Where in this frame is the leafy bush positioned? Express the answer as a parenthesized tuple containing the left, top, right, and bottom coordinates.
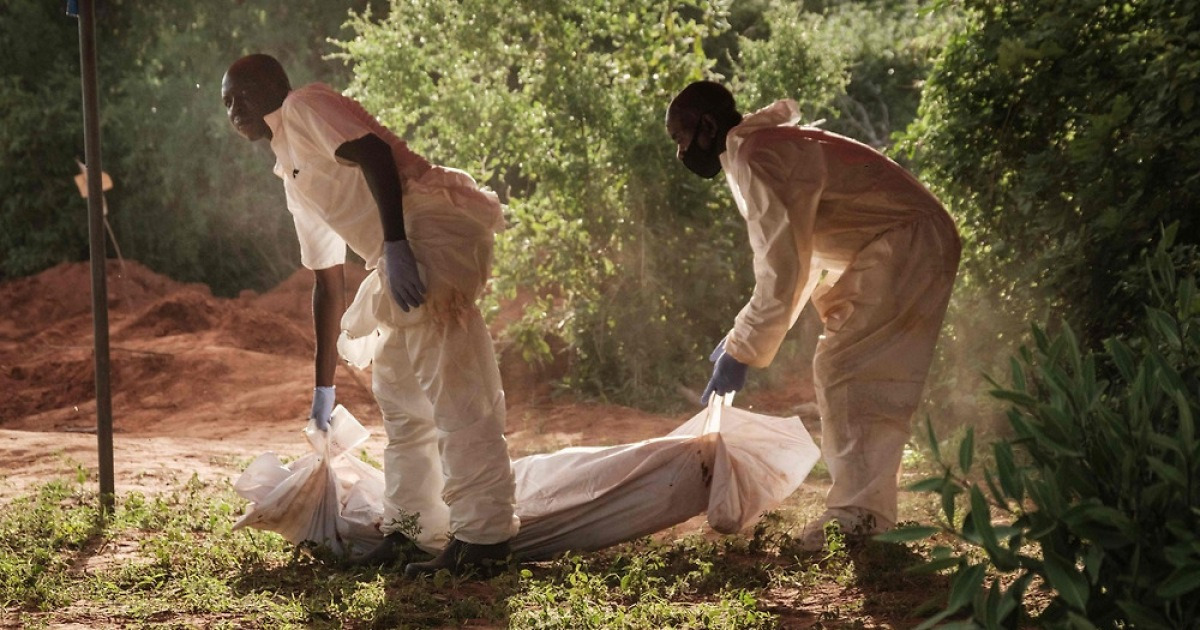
(335, 0, 763, 407)
(902, 0, 1200, 347)
(733, 2, 847, 117)
(0, 1, 93, 279)
(886, 228, 1200, 628)
(737, 0, 960, 149)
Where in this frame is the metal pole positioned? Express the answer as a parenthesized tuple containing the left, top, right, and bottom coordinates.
(76, 0, 115, 513)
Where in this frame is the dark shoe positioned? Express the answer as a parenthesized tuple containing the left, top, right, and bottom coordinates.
(403, 537, 512, 579)
(354, 532, 425, 567)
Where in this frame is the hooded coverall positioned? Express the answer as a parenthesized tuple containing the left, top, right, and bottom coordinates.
(264, 84, 519, 551)
(718, 100, 961, 530)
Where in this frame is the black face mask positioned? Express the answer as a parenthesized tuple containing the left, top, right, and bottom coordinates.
(680, 119, 723, 179)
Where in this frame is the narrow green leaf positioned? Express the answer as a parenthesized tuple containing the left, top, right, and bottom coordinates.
(961, 509, 981, 545)
(1083, 545, 1104, 584)
(913, 608, 955, 630)
(1147, 432, 1185, 457)
(983, 469, 1007, 506)
(1156, 565, 1200, 599)
(1009, 356, 1026, 391)
(924, 415, 941, 461)
(907, 556, 964, 575)
(1105, 338, 1137, 382)
(969, 486, 1007, 568)
(1032, 326, 1050, 352)
(873, 526, 940, 543)
(1174, 389, 1195, 455)
(993, 442, 1023, 502)
(1042, 553, 1089, 612)
(947, 563, 987, 613)
(1116, 600, 1173, 630)
(907, 476, 948, 493)
(941, 480, 958, 524)
(1150, 351, 1186, 392)
(989, 389, 1039, 407)
(1146, 307, 1182, 349)
(959, 427, 975, 474)
(1062, 325, 1083, 375)
(1000, 573, 1034, 622)
(1146, 456, 1187, 487)
(983, 581, 1001, 629)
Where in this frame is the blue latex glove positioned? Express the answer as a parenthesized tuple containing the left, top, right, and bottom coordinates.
(383, 239, 426, 312)
(311, 386, 335, 431)
(701, 338, 748, 405)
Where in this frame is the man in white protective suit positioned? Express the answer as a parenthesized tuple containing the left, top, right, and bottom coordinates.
(221, 54, 518, 577)
(665, 81, 961, 549)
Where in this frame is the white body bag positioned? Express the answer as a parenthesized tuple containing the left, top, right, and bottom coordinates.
(233, 395, 819, 560)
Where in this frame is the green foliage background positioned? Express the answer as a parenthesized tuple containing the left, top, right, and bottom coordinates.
(0, 0, 384, 292)
(335, 0, 756, 404)
(903, 0, 1200, 347)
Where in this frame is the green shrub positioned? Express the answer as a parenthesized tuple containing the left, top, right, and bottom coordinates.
(335, 0, 758, 408)
(902, 0, 1200, 348)
(885, 227, 1200, 628)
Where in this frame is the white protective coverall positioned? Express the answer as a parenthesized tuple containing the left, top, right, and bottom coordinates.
(264, 84, 519, 551)
(718, 100, 961, 530)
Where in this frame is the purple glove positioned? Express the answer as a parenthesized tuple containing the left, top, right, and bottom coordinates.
(701, 338, 748, 404)
(311, 386, 335, 431)
(383, 239, 426, 312)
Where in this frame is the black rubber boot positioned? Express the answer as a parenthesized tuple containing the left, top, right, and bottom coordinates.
(403, 537, 512, 579)
(354, 532, 426, 567)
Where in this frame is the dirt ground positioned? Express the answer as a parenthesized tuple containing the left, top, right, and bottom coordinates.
(0, 260, 807, 504)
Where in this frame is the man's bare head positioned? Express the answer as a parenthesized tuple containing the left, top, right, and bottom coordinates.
(221, 54, 291, 142)
(665, 81, 742, 178)
(666, 81, 739, 127)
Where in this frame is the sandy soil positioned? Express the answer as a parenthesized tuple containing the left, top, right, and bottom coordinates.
(0, 260, 771, 504)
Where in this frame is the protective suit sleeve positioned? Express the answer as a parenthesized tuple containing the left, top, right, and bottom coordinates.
(723, 131, 826, 368)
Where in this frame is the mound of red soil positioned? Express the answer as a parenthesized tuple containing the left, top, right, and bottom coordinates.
(118, 289, 223, 339)
(0, 261, 352, 427)
(0, 258, 572, 431)
(2, 355, 96, 420)
(0, 260, 193, 340)
(218, 307, 313, 356)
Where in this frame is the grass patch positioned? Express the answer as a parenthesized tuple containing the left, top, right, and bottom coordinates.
(1, 476, 954, 628)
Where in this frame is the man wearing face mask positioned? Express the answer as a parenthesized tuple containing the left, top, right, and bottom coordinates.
(665, 81, 961, 549)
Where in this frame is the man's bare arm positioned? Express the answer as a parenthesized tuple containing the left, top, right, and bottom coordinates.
(335, 133, 425, 311)
(336, 134, 405, 241)
(312, 264, 345, 387)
